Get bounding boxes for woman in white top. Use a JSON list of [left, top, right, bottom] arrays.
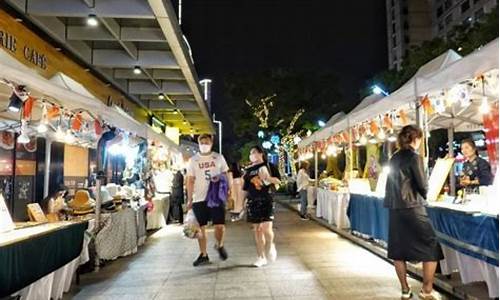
[[296, 161, 311, 220]]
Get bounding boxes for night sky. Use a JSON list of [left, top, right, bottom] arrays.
[[179, 0, 388, 137]]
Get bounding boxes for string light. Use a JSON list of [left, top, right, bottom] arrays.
[[17, 120, 30, 144], [37, 103, 49, 133], [359, 135, 368, 145]]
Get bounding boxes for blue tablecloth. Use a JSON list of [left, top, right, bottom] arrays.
[[427, 206, 499, 266], [347, 194, 389, 243]]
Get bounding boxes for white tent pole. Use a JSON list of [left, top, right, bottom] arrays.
[[43, 138, 52, 198], [314, 149, 318, 188], [448, 127, 456, 196]]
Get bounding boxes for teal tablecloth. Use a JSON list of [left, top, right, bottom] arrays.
[[346, 193, 389, 242], [0, 222, 87, 297]]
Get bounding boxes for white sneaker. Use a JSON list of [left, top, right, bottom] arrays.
[[253, 256, 267, 267], [266, 243, 277, 262], [418, 289, 442, 300]]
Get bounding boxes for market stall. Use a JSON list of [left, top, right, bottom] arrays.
[[298, 39, 499, 298], [0, 45, 180, 298]]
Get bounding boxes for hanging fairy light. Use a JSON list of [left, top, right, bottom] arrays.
[[65, 129, 75, 144], [377, 130, 386, 140], [359, 135, 368, 145], [17, 120, 30, 144], [37, 103, 49, 133], [326, 144, 337, 156]]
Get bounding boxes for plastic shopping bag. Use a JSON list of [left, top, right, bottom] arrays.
[[183, 210, 201, 239]]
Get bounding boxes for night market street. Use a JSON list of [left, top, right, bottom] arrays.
[[64, 204, 446, 300]]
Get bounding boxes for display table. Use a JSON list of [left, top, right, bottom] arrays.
[[346, 193, 389, 242], [147, 194, 170, 230], [427, 205, 499, 298], [316, 189, 350, 228], [0, 221, 88, 298], [95, 205, 147, 260]]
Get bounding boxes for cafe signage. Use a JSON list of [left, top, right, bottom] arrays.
[[0, 29, 48, 70]]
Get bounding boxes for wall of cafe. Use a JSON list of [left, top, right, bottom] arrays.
[[0, 8, 149, 123]]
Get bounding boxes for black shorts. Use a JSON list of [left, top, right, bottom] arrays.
[[192, 201, 226, 226]]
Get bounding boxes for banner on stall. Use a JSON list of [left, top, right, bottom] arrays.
[[427, 158, 455, 201], [483, 103, 499, 175], [0, 194, 14, 233]]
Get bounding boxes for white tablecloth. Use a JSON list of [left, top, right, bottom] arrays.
[[440, 244, 498, 298], [147, 194, 169, 230], [14, 221, 93, 300], [316, 189, 350, 229]]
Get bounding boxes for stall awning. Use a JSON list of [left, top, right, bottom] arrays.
[[143, 124, 180, 154]]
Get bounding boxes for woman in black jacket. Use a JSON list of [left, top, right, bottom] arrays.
[[384, 125, 443, 300]]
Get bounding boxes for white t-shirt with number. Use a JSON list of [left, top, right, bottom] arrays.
[[187, 152, 229, 203]]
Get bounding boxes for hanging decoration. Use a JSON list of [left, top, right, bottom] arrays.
[[71, 113, 83, 131], [399, 109, 409, 126], [22, 96, 35, 120], [383, 113, 393, 129], [421, 95, 434, 116], [47, 105, 61, 119]]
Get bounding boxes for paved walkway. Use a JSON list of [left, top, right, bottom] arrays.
[[66, 204, 447, 300]]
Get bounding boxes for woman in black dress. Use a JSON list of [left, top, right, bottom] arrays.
[[243, 146, 281, 267], [384, 125, 443, 300]]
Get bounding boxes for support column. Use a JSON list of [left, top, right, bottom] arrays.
[[43, 138, 52, 198], [448, 127, 456, 196], [314, 149, 318, 187]]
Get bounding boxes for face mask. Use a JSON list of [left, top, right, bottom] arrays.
[[199, 144, 212, 154], [249, 153, 259, 163]]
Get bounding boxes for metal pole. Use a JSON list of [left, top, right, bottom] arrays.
[[213, 114, 222, 154], [94, 177, 102, 272], [43, 138, 51, 198], [448, 127, 456, 196], [178, 0, 182, 25], [314, 149, 318, 187]]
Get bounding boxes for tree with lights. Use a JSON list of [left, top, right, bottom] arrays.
[[246, 95, 305, 177]]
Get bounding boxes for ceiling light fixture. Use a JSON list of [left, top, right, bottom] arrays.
[[133, 66, 142, 75], [87, 14, 98, 26], [158, 93, 165, 100]]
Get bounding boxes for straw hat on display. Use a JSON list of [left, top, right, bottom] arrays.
[[68, 190, 95, 215]]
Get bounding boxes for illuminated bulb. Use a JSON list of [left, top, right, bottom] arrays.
[[158, 93, 165, 100], [359, 135, 368, 145], [87, 14, 98, 26], [377, 130, 386, 140], [37, 123, 48, 133], [479, 96, 490, 114], [65, 130, 75, 144], [133, 66, 142, 75], [321, 154, 326, 160]]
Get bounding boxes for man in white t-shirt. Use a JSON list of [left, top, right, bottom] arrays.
[[187, 134, 230, 266]]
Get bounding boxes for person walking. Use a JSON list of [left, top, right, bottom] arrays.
[[243, 146, 281, 267], [169, 169, 185, 224], [186, 134, 230, 266], [296, 161, 311, 220], [384, 125, 443, 300], [228, 162, 245, 221]]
